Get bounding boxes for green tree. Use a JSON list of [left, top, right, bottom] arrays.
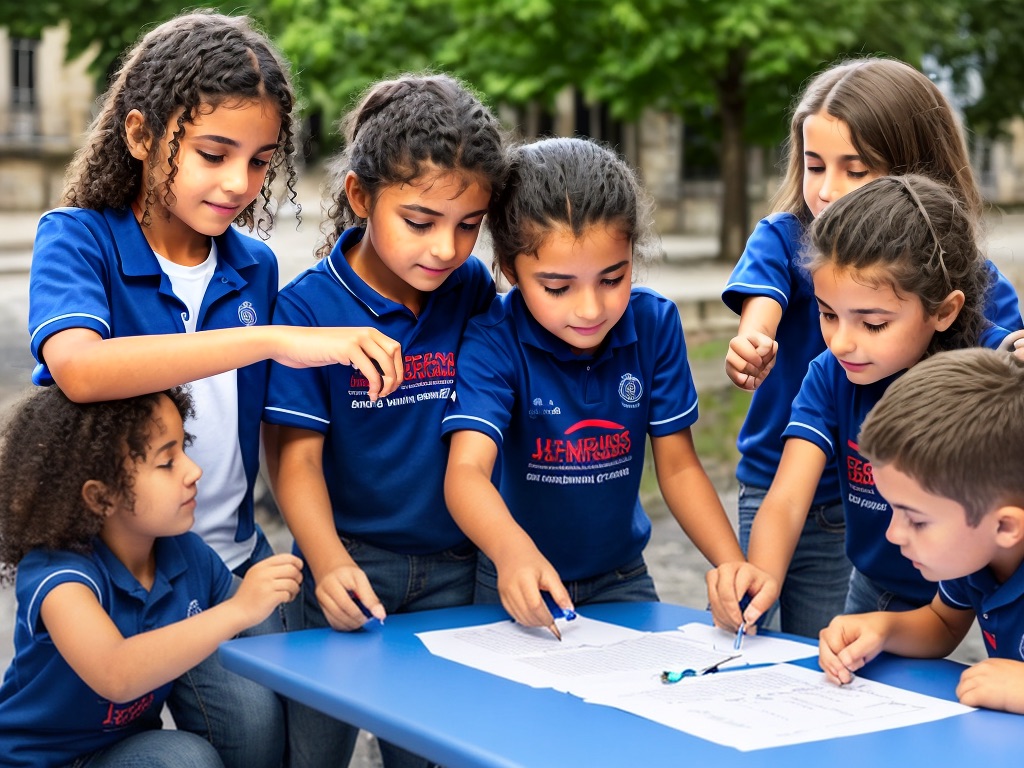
[[438, 0, 892, 260]]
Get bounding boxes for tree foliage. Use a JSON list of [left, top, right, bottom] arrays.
[[11, 0, 1024, 254]]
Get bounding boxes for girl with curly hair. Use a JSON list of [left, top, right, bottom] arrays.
[[0, 387, 301, 768], [25, 10, 396, 767]]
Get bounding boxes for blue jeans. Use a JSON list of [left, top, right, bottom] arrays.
[[288, 537, 477, 768], [474, 552, 659, 606], [168, 529, 287, 768], [844, 568, 933, 614], [738, 484, 851, 638], [73, 729, 223, 767]]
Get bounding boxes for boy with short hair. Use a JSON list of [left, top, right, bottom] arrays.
[[818, 347, 1024, 714]]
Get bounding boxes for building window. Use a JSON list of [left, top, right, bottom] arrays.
[[11, 37, 38, 109]]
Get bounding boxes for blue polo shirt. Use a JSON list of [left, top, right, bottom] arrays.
[[723, 213, 839, 504], [263, 226, 495, 555], [28, 207, 277, 548], [0, 534, 232, 767], [783, 325, 1009, 606], [723, 212, 1024, 504], [441, 287, 698, 582], [940, 563, 1024, 661]]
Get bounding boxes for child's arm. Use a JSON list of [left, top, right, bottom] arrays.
[[40, 325, 403, 403], [707, 437, 825, 630], [818, 596, 974, 686], [40, 553, 302, 703], [725, 296, 782, 391], [272, 425, 386, 630], [651, 428, 746, 565], [445, 430, 574, 627]]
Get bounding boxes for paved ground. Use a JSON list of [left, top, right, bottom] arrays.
[[2, 170, 1019, 764]]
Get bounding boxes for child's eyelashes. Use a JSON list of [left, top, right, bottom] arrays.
[[601, 276, 626, 287], [864, 322, 888, 333], [403, 219, 483, 233], [543, 285, 569, 296], [197, 150, 223, 163]]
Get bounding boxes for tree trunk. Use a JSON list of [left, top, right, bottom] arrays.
[[716, 47, 749, 265]]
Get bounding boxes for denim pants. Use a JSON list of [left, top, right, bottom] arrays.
[[287, 536, 478, 768], [738, 484, 852, 638], [844, 567, 933, 615], [168, 529, 287, 768], [72, 730, 223, 768], [474, 552, 659, 607]]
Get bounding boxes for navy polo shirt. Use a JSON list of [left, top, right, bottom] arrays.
[[441, 287, 698, 582], [723, 212, 1024, 504], [940, 563, 1024, 661], [263, 226, 495, 555], [0, 534, 232, 767], [28, 207, 278, 545], [723, 213, 839, 503], [783, 325, 1010, 606]]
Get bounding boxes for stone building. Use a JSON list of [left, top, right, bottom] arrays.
[[0, 25, 95, 211]]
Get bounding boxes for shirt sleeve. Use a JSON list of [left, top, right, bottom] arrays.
[[262, 289, 332, 432], [782, 352, 839, 459], [937, 579, 972, 610], [721, 214, 801, 315], [440, 312, 515, 447], [28, 210, 116, 361], [644, 294, 699, 437], [18, 550, 103, 642], [984, 260, 1024, 332]]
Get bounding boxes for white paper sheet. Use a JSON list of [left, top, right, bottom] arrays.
[[416, 614, 972, 749], [582, 663, 974, 751]]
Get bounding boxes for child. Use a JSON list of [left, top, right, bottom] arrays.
[[26, 11, 401, 767], [263, 73, 507, 768], [0, 386, 303, 767], [819, 348, 1024, 714], [708, 174, 1012, 633], [722, 57, 1023, 637], [442, 136, 752, 632]]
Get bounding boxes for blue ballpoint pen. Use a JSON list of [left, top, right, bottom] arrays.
[[347, 590, 382, 626], [734, 594, 751, 650]]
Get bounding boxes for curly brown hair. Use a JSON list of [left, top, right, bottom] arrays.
[[317, 72, 508, 258], [0, 387, 194, 585], [61, 10, 299, 239]]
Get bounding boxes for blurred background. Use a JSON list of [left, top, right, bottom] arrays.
[[5, 0, 1024, 259]]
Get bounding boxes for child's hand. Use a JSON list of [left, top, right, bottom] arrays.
[[314, 563, 387, 631], [999, 328, 1024, 364], [725, 332, 778, 391], [818, 613, 888, 685], [957, 658, 1024, 713], [705, 561, 778, 633], [495, 550, 573, 633], [273, 326, 404, 401], [232, 553, 303, 627]]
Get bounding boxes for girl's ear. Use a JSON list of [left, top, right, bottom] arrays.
[[933, 289, 966, 332], [81, 480, 114, 519], [500, 262, 518, 287], [344, 171, 372, 219], [124, 109, 152, 161]]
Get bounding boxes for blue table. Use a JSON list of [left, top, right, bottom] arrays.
[[219, 602, 1021, 766]]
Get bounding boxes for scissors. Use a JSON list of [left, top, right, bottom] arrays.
[[661, 653, 742, 684]]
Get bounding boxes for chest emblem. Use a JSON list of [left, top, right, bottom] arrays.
[[618, 373, 643, 406], [237, 301, 257, 326]]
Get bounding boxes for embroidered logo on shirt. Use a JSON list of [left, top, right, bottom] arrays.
[[187, 599, 202, 617], [618, 373, 643, 407], [237, 301, 257, 326]]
